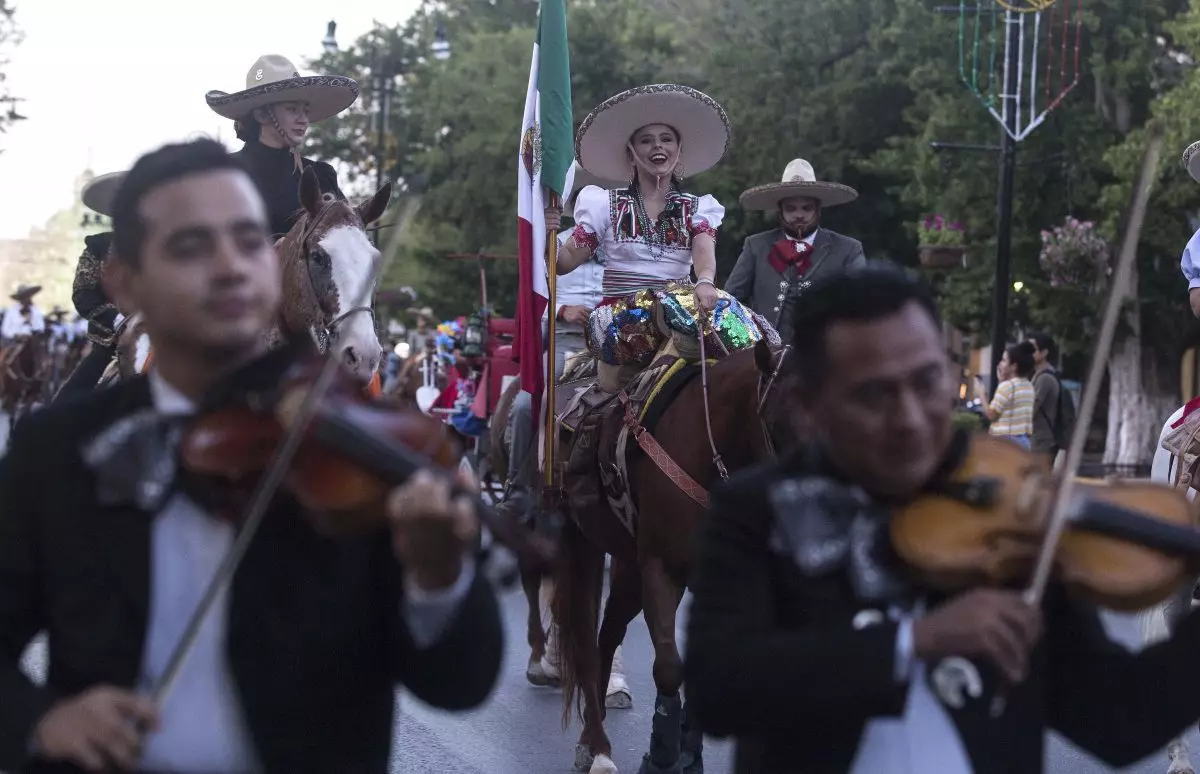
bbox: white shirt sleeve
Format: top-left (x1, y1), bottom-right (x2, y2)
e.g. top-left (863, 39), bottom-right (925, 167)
top-left (401, 557), bottom-right (477, 649)
top-left (1183, 227), bottom-right (1200, 290)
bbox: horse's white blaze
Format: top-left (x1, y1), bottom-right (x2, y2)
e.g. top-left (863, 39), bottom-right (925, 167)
top-left (134, 333), bottom-right (151, 374)
top-left (319, 225), bottom-right (383, 382)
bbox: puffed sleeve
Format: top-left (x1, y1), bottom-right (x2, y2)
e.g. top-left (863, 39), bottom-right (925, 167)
top-left (1182, 227), bottom-right (1200, 290)
top-left (567, 185), bottom-right (608, 254)
top-left (690, 194), bottom-right (724, 241)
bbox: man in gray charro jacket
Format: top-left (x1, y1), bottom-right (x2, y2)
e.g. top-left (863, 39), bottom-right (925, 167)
top-left (725, 159), bottom-right (865, 341)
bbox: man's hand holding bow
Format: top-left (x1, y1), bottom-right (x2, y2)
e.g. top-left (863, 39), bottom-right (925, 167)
top-left (387, 467), bottom-right (480, 591)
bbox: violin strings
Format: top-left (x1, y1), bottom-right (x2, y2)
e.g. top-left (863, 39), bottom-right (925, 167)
top-left (148, 194), bottom-right (422, 708)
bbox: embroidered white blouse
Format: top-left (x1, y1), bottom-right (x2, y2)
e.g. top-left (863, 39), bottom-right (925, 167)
top-left (569, 185), bottom-right (724, 298)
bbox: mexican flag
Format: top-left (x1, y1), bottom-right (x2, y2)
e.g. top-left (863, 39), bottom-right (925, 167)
top-left (516, 0), bottom-right (572, 441)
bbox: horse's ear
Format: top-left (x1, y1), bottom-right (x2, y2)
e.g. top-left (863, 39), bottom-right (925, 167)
top-left (300, 165), bottom-right (322, 215)
top-left (754, 338), bottom-right (775, 376)
top-left (357, 182), bottom-right (392, 226)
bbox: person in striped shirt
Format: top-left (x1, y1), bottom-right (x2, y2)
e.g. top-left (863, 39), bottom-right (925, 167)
top-left (977, 341), bottom-right (1037, 448)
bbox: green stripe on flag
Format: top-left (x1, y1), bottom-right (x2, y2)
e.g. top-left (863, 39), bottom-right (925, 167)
top-left (537, 0), bottom-right (572, 196)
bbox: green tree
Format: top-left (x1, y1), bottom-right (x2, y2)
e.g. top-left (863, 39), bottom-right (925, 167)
top-left (0, 0), bottom-right (25, 146)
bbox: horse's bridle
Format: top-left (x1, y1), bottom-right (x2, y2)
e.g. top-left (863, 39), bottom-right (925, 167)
top-left (293, 197), bottom-right (374, 350)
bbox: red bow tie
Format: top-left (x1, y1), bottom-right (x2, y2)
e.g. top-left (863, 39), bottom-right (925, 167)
top-left (767, 239), bottom-right (814, 275)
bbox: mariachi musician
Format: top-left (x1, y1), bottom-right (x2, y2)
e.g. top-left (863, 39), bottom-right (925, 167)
top-left (726, 158), bottom-right (865, 342)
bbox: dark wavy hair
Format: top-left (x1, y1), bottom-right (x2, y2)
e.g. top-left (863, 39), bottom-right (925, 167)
top-left (788, 262), bottom-right (941, 391)
top-left (1005, 341), bottom-right (1036, 379)
top-left (111, 138), bottom-right (249, 266)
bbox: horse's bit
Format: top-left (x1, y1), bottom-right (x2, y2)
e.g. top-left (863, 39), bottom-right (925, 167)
top-left (294, 197), bottom-right (374, 350)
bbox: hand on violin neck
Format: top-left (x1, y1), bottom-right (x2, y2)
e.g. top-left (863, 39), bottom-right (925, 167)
top-left (912, 589), bottom-right (1043, 684)
top-left (387, 467), bottom-right (480, 591)
top-left (32, 686), bottom-right (159, 771)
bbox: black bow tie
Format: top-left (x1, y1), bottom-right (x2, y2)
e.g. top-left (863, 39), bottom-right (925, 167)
top-left (80, 409), bottom-right (188, 512)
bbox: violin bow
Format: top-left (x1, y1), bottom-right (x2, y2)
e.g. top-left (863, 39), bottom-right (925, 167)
top-left (146, 193), bottom-right (422, 710)
top-left (1022, 122), bottom-right (1165, 610)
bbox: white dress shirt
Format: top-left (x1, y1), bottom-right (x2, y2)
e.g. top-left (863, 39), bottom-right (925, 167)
top-left (1, 305), bottom-right (45, 339)
top-left (1183, 227), bottom-right (1200, 290)
top-left (136, 371), bottom-right (476, 773)
top-left (551, 230), bottom-right (605, 337)
top-left (849, 604), bottom-right (973, 774)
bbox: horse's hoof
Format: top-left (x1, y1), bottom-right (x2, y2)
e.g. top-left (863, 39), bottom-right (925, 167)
top-left (526, 658), bottom-right (562, 688)
top-left (605, 687), bottom-right (632, 709)
top-left (681, 752), bottom-right (703, 774)
top-left (637, 753), bottom-right (682, 774)
top-left (574, 743), bottom-right (596, 772)
top-left (589, 754), bottom-right (618, 774)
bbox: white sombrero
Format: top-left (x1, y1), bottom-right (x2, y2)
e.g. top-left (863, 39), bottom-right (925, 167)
top-left (81, 171), bottom-right (127, 217)
top-left (739, 159), bottom-right (859, 210)
top-left (575, 84), bottom-right (730, 182)
top-left (206, 55), bottom-right (359, 123)
top-left (1183, 140), bottom-right (1200, 183)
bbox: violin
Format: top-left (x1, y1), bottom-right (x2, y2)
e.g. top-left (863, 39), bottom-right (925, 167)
top-left (890, 433), bottom-right (1200, 612)
top-left (892, 122), bottom-right (1174, 654)
top-left (176, 352), bottom-right (556, 574)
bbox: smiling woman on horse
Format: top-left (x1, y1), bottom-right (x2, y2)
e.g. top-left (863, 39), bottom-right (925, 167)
top-left (206, 54), bottom-right (358, 239)
top-left (552, 84), bottom-right (776, 393)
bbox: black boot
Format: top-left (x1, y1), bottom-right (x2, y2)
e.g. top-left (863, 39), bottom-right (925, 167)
top-left (680, 701), bottom-right (704, 774)
top-left (639, 692), bottom-right (683, 774)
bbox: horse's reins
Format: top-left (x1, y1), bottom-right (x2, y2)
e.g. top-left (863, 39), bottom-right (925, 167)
top-left (695, 306), bottom-right (729, 481)
top-left (755, 344), bottom-right (791, 458)
top-left (294, 198), bottom-right (374, 348)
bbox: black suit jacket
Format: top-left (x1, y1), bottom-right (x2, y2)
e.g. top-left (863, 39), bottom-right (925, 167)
top-left (683, 449), bottom-right (1200, 774)
top-left (0, 376), bottom-right (503, 773)
top-left (724, 227), bottom-right (865, 341)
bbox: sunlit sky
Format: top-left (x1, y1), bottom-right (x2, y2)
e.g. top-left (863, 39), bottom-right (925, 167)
top-left (0, 0), bottom-right (421, 238)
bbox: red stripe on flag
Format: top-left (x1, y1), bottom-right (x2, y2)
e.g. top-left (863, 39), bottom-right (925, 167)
top-left (516, 217), bottom-right (548, 428)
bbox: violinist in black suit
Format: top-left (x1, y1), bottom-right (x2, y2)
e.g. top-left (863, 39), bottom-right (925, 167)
top-left (0, 138), bottom-right (502, 773)
top-left (685, 263), bottom-right (1200, 774)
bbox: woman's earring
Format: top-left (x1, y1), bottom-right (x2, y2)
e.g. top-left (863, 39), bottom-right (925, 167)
top-left (675, 161), bottom-right (686, 181)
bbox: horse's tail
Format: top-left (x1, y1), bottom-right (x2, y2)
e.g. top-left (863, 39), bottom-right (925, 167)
top-left (552, 515), bottom-right (605, 730)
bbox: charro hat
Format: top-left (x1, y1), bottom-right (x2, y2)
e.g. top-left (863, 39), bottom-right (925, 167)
top-left (10, 284), bottom-right (40, 302)
top-left (205, 55), bottom-right (359, 122)
top-left (1183, 140), bottom-right (1200, 183)
top-left (81, 171), bottom-right (127, 217)
top-left (739, 159), bottom-right (858, 210)
top-left (575, 84), bottom-right (730, 182)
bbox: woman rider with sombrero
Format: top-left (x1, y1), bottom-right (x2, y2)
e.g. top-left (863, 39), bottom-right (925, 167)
top-left (58, 171), bottom-right (127, 397)
top-left (206, 54), bottom-right (359, 238)
top-left (552, 84), bottom-right (776, 392)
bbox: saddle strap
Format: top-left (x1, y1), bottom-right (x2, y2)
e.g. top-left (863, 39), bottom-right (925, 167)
top-left (619, 392), bottom-right (710, 508)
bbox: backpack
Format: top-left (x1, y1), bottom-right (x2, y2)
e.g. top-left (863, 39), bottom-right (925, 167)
top-left (1036, 370), bottom-right (1077, 451)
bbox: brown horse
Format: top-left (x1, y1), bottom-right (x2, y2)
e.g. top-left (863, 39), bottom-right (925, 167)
top-left (85, 167), bottom-right (391, 389)
top-left (553, 340), bottom-right (790, 774)
top-left (1, 332), bottom-right (50, 430)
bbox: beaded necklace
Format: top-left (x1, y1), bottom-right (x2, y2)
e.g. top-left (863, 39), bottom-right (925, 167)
top-left (632, 182), bottom-right (677, 261)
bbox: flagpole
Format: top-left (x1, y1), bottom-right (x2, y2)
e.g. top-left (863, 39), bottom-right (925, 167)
top-left (543, 189), bottom-right (561, 487)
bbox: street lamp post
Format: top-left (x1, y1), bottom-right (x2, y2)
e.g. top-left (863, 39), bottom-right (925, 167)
top-left (322, 21), bottom-right (338, 54)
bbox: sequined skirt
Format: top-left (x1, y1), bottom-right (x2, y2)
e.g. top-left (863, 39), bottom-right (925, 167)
top-left (584, 281), bottom-right (779, 366)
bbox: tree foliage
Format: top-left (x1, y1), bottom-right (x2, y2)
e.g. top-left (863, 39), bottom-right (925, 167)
top-left (306, 0), bottom-right (1200, 405)
top-left (0, 0), bottom-right (25, 146)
